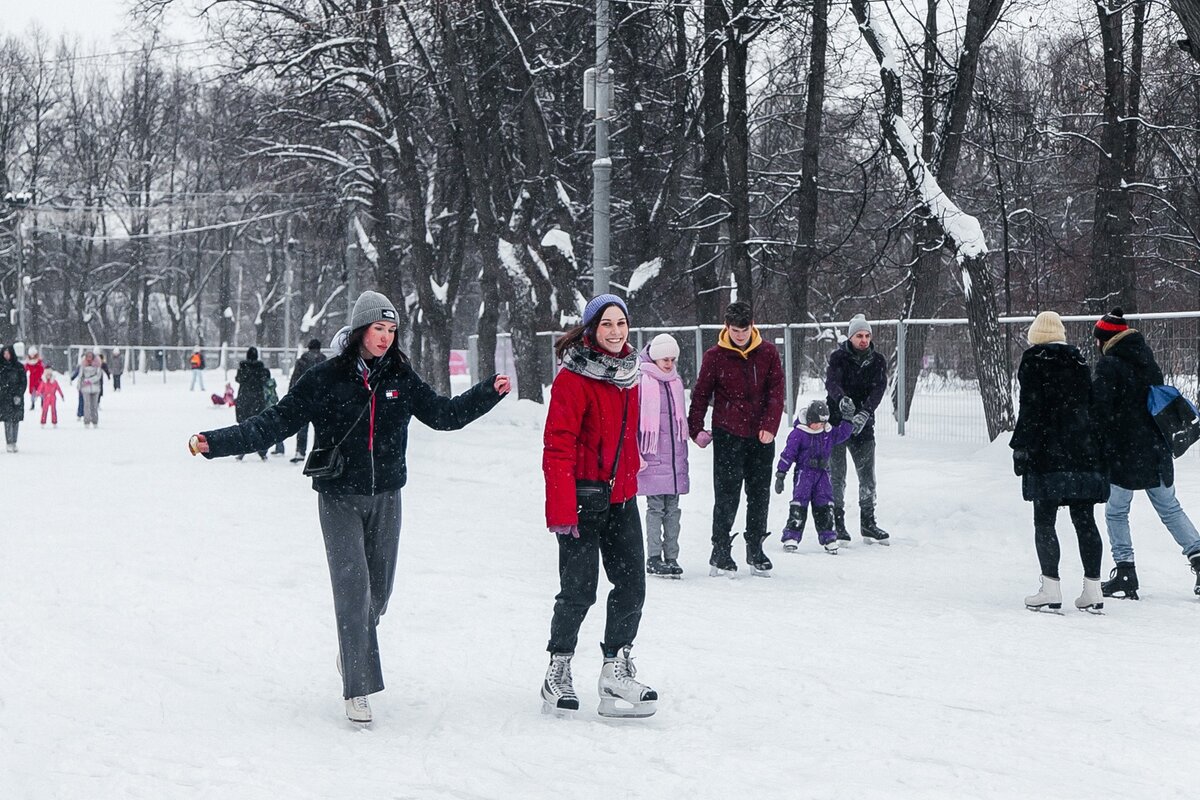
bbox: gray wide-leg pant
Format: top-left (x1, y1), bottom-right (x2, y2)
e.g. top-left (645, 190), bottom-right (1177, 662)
top-left (318, 490), bottom-right (402, 699)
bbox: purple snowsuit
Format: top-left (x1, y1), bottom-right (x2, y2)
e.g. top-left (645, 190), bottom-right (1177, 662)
top-left (777, 421), bottom-right (853, 542)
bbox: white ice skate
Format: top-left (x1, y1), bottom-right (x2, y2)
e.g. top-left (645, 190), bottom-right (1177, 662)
top-left (1075, 578), bottom-right (1105, 615)
top-left (541, 652), bottom-right (579, 718)
top-left (597, 646), bottom-right (657, 719)
top-left (782, 540), bottom-right (799, 553)
top-left (823, 540), bottom-right (839, 555)
top-left (1024, 576), bottom-right (1063, 614)
top-left (345, 695), bottom-right (372, 725)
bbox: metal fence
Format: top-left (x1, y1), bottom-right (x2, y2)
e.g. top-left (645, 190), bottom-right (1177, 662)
top-left (469, 311), bottom-right (1200, 445)
top-left (28, 344), bottom-right (311, 383)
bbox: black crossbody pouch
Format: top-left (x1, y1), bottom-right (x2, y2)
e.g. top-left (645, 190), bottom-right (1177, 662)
top-left (303, 379), bottom-right (379, 480)
top-left (575, 394), bottom-right (629, 515)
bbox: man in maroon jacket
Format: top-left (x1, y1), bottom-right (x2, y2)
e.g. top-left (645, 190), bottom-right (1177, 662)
top-left (688, 301), bottom-right (786, 577)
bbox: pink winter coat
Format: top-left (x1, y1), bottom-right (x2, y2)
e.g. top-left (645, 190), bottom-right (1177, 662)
top-left (636, 348), bottom-right (690, 497)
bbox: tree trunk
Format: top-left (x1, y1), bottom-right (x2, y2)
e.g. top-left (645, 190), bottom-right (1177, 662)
top-left (693, 0), bottom-right (729, 323)
top-left (725, 0), bottom-right (752, 304)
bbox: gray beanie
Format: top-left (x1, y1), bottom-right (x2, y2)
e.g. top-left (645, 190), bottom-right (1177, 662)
top-left (847, 314), bottom-right (871, 338)
top-left (350, 290), bottom-right (398, 331)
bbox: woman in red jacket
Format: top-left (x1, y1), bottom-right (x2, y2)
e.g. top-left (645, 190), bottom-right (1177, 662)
top-left (540, 293), bottom-right (658, 720)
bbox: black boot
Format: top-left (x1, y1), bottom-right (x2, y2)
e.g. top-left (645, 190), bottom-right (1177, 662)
top-left (744, 530), bottom-right (773, 576)
top-left (834, 507), bottom-right (851, 542)
top-left (1190, 554), bottom-right (1200, 597)
top-left (709, 536), bottom-right (737, 577)
top-left (1101, 562), bottom-right (1139, 600)
top-left (860, 509), bottom-right (891, 545)
top-left (646, 556), bottom-right (672, 577)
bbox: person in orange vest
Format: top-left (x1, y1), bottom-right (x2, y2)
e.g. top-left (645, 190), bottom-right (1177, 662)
top-left (189, 347), bottom-right (206, 391)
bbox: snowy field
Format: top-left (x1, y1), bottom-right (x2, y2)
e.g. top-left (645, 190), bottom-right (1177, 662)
top-left (3, 369), bottom-right (1198, 799)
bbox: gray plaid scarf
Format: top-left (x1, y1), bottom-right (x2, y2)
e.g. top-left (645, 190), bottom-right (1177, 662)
top-left (561, 343), bottom-right (640, 389)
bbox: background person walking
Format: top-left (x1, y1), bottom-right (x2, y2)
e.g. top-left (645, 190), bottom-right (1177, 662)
top-left (288, 339), bottom-right (326, 463)
top-left (1011, 312), bottom-right (1108, 614)
top-left (826, 314), bottom-right (891, 545)
top-left (1, 344), bottom-right (25, 452)
top-left (687, 301), bottom-right (785, 577)
top-left (1090, 309), bottom-right (1200, 599)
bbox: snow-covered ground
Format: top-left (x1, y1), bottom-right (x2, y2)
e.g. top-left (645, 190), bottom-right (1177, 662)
top-left (3, 370), bottom-right (1197, 799)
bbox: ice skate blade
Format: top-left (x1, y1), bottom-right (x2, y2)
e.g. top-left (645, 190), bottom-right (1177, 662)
top-left (782, 544), bottom-right (798, 553)
top-left (541, 701), bottom-right (577, 719)
top-left (750, 567), bottom-right (773, 577)
top-left (597, 697), bottom-right (657, 719)
top-left (1025, 603), bottom-right (1063, 615)
top-left (1076, 604), bottom-right (1105, 615)
top-left (650, 573), bottom-right (682, 580)
top-left (709, 566), bottom-right (737, 579)
top-left (863, 537), bottom-right (891, 546)
top-left (1103, 590), bottom-right (1139, 600)
top-left (824, 547), bottom-right (839, 555)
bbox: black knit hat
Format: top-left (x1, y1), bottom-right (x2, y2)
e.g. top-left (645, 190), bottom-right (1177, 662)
top-left (805, 400), bottom-right (830, 426)
top-left (1093, 308), bottom-right (1129, 344)
top-left (307, 338), bottom-right (322, 351)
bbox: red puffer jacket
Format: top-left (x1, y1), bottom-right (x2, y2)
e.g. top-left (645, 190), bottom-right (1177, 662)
top-left (543, 359), bottom-right (641, 527)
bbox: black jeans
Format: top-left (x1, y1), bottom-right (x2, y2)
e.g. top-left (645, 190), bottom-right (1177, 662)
top-left (831, 436), bottom-right (877, 513)
top-left (296, 423), bottom-right (310, 456)
top-left (711, 429), bottom-right (775, 545)
top-left (1033, 500), bottom-right (1103, 580)
top-left (547, 499), bottom-right (645, 656)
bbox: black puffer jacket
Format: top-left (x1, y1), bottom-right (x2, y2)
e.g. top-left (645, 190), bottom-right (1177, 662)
top-left (202, 351), bottom-right (503, 495)
top-left (0, 346), bottom-right (25, 423)
top-left (1010, 343), bottom-right (1108, 503)
top-left (289, 349), bottom-right (326, 389)
top-left (1092, 330), bottom-right (1173, 490)
top-left (825, 341), bottom-right (888, 441)
top-left (234, 359), bottom-right (272, 422)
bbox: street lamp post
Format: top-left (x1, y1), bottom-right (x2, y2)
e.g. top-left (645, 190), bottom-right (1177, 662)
top-left (592, 0), bottom-right (612, 296)
top-left (4, 191), bottom-right (32, 343)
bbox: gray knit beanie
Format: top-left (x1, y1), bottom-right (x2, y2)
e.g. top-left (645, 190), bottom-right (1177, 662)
top-left (350, 290), bottom-right (398, 331)
top-left (847, 314), bottom-right (871, 338)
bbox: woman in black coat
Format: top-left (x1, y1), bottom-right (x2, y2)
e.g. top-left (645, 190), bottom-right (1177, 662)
top-left (1010, 312), bottom-right (1108, 614)
top-left (0, 344), bottom-right (25, 452)
top-left (189, 291), bottom-right (510, 725)
top-left (234, 347), bottom-right (271, 461)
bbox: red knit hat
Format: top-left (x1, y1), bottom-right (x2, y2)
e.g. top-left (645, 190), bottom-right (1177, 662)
top-left (1093, 308), bottom-right (1128, 344)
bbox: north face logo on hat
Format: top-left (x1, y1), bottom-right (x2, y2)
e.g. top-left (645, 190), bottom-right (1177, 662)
top-left (381, 309), bottom-right (396, 320)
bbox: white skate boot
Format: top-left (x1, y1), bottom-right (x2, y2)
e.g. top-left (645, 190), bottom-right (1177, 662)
top-left (1024, 576), bottom-right (1062, 613)
top-left (345, 695), bottom-right (372, 724)
top-left (541, 652), bottom-right (579, 718)
top-left (1075, 577), bottom-right (1104, 614)
top-left (597, 645), bottom-right (657, 719)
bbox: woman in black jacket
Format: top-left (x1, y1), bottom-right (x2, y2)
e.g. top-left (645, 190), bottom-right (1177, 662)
top-left (234, 347), bottom-right (271, 461)
top-left (1010, 311), bottom-right (1108, 614)
top-left (189, 291), bottom-right (510, 724)
top-left (0, 344), bottom-right (25, 452)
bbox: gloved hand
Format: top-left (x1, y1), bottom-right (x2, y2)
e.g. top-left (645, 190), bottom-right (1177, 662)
top-left (1013, 450), bottom-right (1030, 476)
top-left (774, 472), bottom-right (786, 495)
top-left (694, 430), bottom-right (713, 448)
top-left (549, 525), bottom-right (580, 539)
top-left (838, 396), bottom-right (857, 418)
top-left (851, 411), bottom-right (870, 436)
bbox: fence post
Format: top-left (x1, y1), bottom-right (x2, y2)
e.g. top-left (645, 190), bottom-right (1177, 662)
top-left (783, 325), bottom-right (794, 421)
top-left (896, 320), bottom-right (907, 436)
top-left (694, 327), bottom-right (704, 376)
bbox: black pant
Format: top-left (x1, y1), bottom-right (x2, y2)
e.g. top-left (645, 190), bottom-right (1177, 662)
top-left (318, 490), bottom-right (403, 699)
top-left (4, 420), bottom-right (17, 445)
top-left (296, 423), bottom-right (310, 456)
top-left (113, 374), bottom-right (121, 390)
top-left (711, 429), bottom-right (775, 545)
top-left (1033, 500), bottom-right (1103, 580)
top-left (831, 436), bottom-right (877, 513)
top-left (547, 499), bottom-right (645, 656)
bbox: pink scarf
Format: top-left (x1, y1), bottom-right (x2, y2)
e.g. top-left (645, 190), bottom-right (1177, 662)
top-left (638, 361), bottom-right (687, 454)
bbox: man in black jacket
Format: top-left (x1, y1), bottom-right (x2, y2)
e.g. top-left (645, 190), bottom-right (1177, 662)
top-left (288, 339), bottom-right (326, 463)
top-left (1092, 308), bottom-right (1200, 599)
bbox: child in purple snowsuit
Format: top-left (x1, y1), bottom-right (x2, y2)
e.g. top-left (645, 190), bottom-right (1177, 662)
top-left (774, 400), bottom-right (853, 554)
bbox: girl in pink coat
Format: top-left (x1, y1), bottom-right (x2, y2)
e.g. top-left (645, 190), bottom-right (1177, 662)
top-left (38, 369), bottom-right (65, 426)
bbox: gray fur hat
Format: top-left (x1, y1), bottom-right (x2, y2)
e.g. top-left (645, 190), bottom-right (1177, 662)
top-left (350, 290), bottom-right (398, 331)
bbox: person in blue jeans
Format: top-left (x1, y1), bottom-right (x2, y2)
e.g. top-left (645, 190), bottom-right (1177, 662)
top-left (1091, 308), bottom-right (1200, 599)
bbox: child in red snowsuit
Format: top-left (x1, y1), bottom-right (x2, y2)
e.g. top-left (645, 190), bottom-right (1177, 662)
top-left (38, 370), bottom-right (65, 425)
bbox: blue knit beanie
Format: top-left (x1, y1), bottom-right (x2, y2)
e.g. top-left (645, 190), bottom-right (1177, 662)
top-left (582, 293), bottom-right (629, 330)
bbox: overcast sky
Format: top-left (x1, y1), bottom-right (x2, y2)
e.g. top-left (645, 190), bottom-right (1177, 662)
top-left (0, 0), bottom-right (202, 44)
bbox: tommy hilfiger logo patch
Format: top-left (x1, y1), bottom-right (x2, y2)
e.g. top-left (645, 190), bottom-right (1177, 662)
top-left (384, 389), bottom-right (400, 400)
top-left (381, 309), bottom-right (397, 320)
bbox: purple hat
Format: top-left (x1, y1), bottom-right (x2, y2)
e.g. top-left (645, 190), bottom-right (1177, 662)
top-left (582, 293), bottom-right (629, 329)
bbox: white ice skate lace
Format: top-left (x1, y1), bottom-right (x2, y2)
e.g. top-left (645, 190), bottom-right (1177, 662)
top-left (613, 648), bottom-right (638, 682)
top-left (548, 656), bottom-right (576, 697)
top-left (349, 696), bottom-right (370, 713)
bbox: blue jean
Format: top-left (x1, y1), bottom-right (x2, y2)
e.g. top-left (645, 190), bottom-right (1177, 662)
top-left (190, 369), bottom-right (205, 391)
top-left (1105, 482), bottom-right (1200, 563)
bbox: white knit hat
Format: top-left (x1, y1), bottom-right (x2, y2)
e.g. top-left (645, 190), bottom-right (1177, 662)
top-left (350, 290), bottom-right (398, 331)
top-left (1027, 311), bottom-right (1066, 345)
top-left (648, 333), bottom-right (680, 360)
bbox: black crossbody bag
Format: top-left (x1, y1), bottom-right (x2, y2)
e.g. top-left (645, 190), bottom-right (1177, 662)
top-left (575, 393), bottom-right (630, 514)
top-left (303, 380), bottom-right (380, 480)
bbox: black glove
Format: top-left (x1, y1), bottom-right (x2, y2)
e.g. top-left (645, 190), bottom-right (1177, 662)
top-left (774, 472), bottom-right (786, 495)
top-left (851, 411), bottom-right (870, 436)
top-left (1013, 449), bottom-right (1031, 476)
top-left (838, 396), bottom-right (857, 418)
